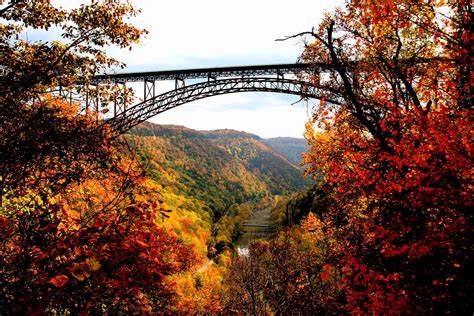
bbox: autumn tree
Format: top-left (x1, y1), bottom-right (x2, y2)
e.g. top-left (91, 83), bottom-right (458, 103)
top-left (0, 1), bottom-right (196, 313)
top-left (223, 224), bottom-right (343, 315)
top-left (288, 0), bottom-right (473, 313)
top-left (0, 0), bottom-right (143, 200)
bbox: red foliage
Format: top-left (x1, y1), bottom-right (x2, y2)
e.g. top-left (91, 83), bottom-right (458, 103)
top-left (0, 1), bottom-right (198, 314)
top-left (0, 98), bottom-right (196, 314)
top-left (302, 0), bottom-right (473, 313)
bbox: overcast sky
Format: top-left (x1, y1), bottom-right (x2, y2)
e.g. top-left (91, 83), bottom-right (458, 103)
top-left (47, 0), bottom-right (342, 138)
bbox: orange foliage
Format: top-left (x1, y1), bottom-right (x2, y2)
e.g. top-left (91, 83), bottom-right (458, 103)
top-left (0, 98), bottom-right (197, 313)
top-left (301, 0), bottom-right (473, 313)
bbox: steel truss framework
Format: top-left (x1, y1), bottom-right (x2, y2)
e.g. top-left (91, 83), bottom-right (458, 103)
top-left (56, 63), bottom-right (335, 135)
top-left (106, 77), bottom-right (326, 134)
top-left (57, 59), bottom-right (445, 135)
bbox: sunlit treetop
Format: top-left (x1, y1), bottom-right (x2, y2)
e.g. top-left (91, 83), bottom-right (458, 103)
top-left (0, 0), bottom-right (146, 106)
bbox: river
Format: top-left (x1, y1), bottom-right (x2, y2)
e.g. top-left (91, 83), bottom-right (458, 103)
top-left (234, 207), bottom-right (274, 256)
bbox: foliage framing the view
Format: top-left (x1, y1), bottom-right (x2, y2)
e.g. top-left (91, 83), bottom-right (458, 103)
top-left (0, 1), bottom-right (198, 313)
top-left (0, 0), bottom-right (472, 314)
top-left (224, 0), bottom-right (472, 314)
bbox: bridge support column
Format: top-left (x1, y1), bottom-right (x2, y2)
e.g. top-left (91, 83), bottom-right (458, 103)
top-left (84, 85), bottom-right (97, 117)
top-left (113, 81), bottom-right (126, 117)
top-left (175, 77), bottom-right (185, 89)
top-left (144, 79), bottom-right (155, 101)
top-left (277, 71), bottom-right (284, 81)
top-left (84, 83), bottom-right (100, 121)
top-left (207, 74), bottom-right (216, 82)
top-left (93, 84), bottom-right (100, 122)
top-left (85, 88), bottom-right (90, 114)
top-left (58, 85), bottom-right (74, 107)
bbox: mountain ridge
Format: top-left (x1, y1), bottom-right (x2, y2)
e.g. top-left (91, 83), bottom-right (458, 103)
top-left (127, 122), bottom-right (309, 209)
top-left (130, 122), bottom-right (308, 165)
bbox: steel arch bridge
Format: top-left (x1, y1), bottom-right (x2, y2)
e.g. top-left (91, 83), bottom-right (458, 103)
top-left (63, 63), bottom-right (335, 135)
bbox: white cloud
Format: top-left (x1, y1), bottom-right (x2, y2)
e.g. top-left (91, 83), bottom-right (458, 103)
top-left (120, 0), bottom-right (341, 137)
top-left (109, 0), bottom-right (341, 69)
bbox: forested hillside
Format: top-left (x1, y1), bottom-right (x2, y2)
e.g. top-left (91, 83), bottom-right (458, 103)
top-left (116, 122), bottom-right (311, 310)
top-left (263, 137), bottom-right (309, 165)
top-left (130, 122), bottom-right (308, 201)
top-left (202, 129), bottom-right (308, 194)
top-left (129, 123), bottom-right (264, 218)
top-left (127, 122), bottom-right (309, 253)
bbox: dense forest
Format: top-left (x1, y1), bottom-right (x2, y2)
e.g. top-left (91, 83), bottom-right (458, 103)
top-left (128, 122), bottom-right (308, 253)
top-left (262, 137), bottom-right (309, 165)
top-left (0, 0), bottom-right (472, 314)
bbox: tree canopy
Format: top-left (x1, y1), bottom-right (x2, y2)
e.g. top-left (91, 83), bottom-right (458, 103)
top-left (0, 1), bottom-right (197, 313)
top-left (299, 0), bottom-right (473, 313)
top-left (225, 0), bottom-right (472, 313)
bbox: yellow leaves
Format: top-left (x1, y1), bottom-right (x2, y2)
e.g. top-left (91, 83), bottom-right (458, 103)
top-left (33, 194), bottom-right (44, 206)
top-left (301, 212), bottom-right (329, 245)
top-left (161, 202), bottom-right (171, 212)
top-left (301, 212), bottom-right (323, 233)
top-left (172, 261), bottom-right (225, 314)
top-left (87, 258), bottom-right (102, 271)
top-left (51, 40), bottom-right (67, 50)
top-left (70, 258), bottom-right (102, 281)
top-left (67, 208), bottom-right (82, 221)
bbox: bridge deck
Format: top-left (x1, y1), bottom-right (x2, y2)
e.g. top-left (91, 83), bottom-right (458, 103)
top-left (93, 63), bottom-right (319, 83)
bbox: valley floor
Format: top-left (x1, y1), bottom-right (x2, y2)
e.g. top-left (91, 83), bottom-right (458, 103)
top-left (235, 207), bottom-right (275, 255)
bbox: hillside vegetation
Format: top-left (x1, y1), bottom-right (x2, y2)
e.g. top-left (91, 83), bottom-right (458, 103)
top-left (202, 130), bottom-right (308, 194)
top-left (130, 122), bottom-right (308, 209)
top-left (127, 122), bottom-right (309, 252)
top-left (263, 137), bottom-right (309, 165)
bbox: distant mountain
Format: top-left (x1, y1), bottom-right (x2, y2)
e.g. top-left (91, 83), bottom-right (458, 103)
top-left (202, 129), bottom-right (261, 140)
top-left (262, 137), bottom-right (309, 165)
top-left (127, 122), bottom-right (308, 219)
top-left (202, 130), bottom-right (307, 195)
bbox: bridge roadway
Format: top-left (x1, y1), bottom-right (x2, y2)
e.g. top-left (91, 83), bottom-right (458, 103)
top-left (93, 63), bottom-right (318, 83)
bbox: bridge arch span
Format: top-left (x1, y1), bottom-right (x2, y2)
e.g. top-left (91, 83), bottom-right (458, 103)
top-left (106, 77), bottom-right (332, 134)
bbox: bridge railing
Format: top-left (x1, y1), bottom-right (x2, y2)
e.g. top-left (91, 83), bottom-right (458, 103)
top-left (92, 63), bottom-right (319, 83)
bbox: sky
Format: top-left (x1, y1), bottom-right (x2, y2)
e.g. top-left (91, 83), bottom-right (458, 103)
top-left (46, 0), bottom-right (343, 138)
